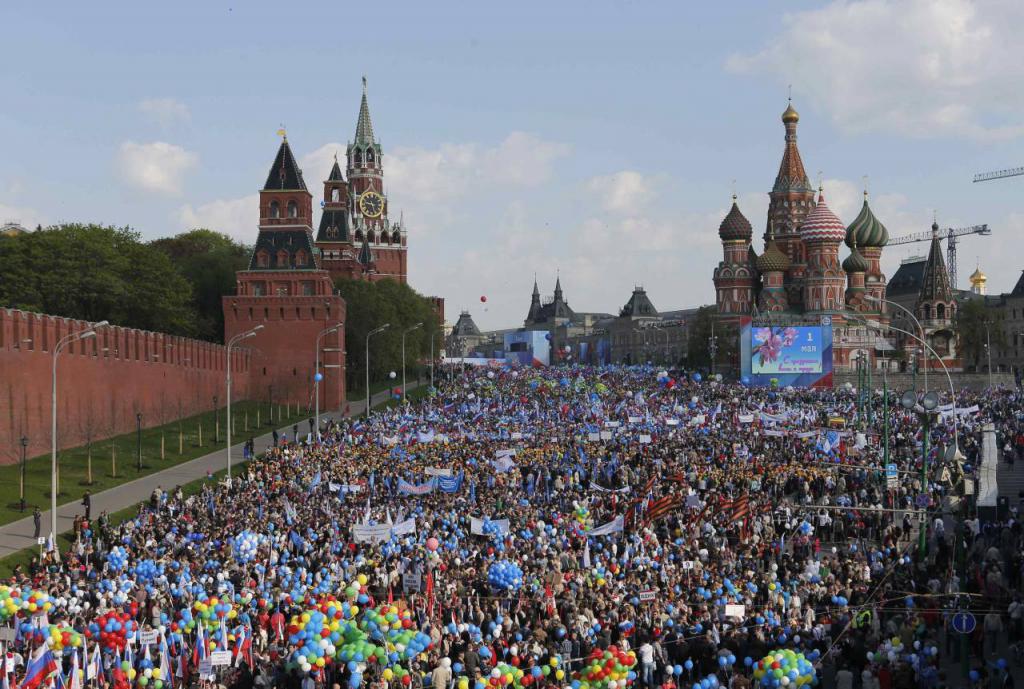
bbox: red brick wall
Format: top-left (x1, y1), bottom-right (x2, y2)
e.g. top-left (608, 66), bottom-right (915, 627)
top-left (0, 309), bottom-right (253, 466)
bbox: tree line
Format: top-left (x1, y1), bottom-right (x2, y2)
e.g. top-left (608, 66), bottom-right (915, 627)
top-left (0, 224), bottom-right (443, 392)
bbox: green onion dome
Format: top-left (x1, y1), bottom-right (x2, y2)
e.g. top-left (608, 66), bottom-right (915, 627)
top-left (845, 193), bottom-right (889, 248)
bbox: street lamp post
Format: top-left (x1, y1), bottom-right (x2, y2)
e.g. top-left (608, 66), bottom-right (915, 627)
top-left (226, 325), bottom-right (263, 483)
top-left (708, 321), bottom-right (718, 377)
top-left (19, 435), bottom-right (28, 512)
top-left (136, 413), bottom-right (142, 471)
top-left (984, 320), bottom-right (993, 387)
top-left (857, 317), bottom-right (962, 456)
top-left (366, 324), bottom-right (391, 417)
top-left (429, 330), bottom-right (439, 390)
top-left (900, 389), bottom-right (940, 557)
top-left (864, 294), bottom-right (927, 391)
top-left (314, 323), bottom-right (344, 432)
top-left (213, 395), bottom-right (219, 443)
top-left (51, 321), bottom-right (108, 553)
top-left (402, 323), bottom-right (423, 402)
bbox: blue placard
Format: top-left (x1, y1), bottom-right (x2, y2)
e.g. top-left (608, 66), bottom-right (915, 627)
top-left (951, 612), bottom-right (976, 634)
top-left (885, 464), bottom-right (898, 479)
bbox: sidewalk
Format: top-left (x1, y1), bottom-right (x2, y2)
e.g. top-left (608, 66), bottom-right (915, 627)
top-left (0, 386), bottom-right (409, 559)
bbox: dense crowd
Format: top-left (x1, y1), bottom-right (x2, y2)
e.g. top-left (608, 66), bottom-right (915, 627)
top-left (3, 365), bottom-right (1024, 689)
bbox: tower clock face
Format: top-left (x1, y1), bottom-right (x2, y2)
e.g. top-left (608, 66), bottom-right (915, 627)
top-left (359, 191), bottom-right (384, 218)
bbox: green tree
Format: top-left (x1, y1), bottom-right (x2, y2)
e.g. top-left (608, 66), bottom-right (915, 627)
top-left (335, 278), bottom-right (441, 394)
top-left (685, 306), bottom-right (738, 374)
top-left (150, 229), bottom-right (251, 342)
top-left (0, 224), bottom-right (195, 335)
top-left (956, 298), bottom-right (1005, 372)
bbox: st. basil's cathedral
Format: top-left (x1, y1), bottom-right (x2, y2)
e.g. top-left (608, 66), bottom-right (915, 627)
top-left (712, 101), bottom-right (959, 374)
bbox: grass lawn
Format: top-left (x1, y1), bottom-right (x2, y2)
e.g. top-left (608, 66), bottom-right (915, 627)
top-left (0, 399), bottom-right (310, 528)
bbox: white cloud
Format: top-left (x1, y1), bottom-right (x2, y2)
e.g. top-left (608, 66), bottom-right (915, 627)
top-left (116, 141), bottom-right (198, 195)
top-left (178, 194), bottom-right (258, 243)
top-left (726, 0), bottom-right (1024, 140)
top-left (586, 171), bottom-right (655, 214)
top-left (138, 98), bottom-right (191, 128)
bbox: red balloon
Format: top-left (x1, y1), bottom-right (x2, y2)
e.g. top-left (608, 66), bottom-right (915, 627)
top-left (480, 296), bottom-right (487, 303)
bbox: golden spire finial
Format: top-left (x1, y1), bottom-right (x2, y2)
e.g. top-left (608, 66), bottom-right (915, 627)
top-left (862, 175), bottom-right (869, 199)
top-left (276, 124), bottom-right (286, 140)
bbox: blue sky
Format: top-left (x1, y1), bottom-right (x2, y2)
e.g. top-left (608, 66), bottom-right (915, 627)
top-left (2, 0), bottom-right (1023, 329)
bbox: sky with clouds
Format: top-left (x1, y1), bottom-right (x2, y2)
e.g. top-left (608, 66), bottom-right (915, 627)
top-left (2, 0), bottom-right (1023, 330)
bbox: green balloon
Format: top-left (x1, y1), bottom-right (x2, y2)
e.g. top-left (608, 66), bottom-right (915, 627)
top-left (139, 677), bottom-right (149, 686)
top-left (155, 681), bottom-right (164, 689)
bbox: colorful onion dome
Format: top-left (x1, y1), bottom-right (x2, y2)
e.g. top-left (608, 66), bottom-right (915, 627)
top-left (718, 196), bottom-right (753, 241)
top-left (845, 193), bottom-right (889, 248)
top-left (800, 191), bottom-right (846, 243)
top-left (842, 243), bottom-right (870, 273)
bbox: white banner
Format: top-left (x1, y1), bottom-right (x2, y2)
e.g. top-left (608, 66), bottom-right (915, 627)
top-left (639, 434), bottom-right (652, 444)
top-left (425, 467), bottom-right (453, 477)
top-left (588, 515), bottom-right (625, 536)
top-left (470, 517), bottom-right (510, 536)
top-left (978, 423), bottom-right (998, 508)
top-left (689, 415), bottom-right (706, 426)
top-left (738, 414), bottom-right (755, 424)
top-left (589, 482), bottom-right (631, 494)
top-left (352, 518), bottom-right (417, 543)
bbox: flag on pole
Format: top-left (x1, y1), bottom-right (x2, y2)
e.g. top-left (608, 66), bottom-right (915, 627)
top-left (19, 646), bottom-right (58, 689)
top-left (68, 650), bottom-right (81, 689)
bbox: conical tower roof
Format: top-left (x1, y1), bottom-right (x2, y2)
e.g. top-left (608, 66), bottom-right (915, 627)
top-left (918, 222), bottom-right (953, 303)
top-left (328, 157), bottom-right (345, 182)
top-left (773, 100), bottom-right (814, 194)
top-left (263, 137), bottom-right (307, 191)
top-left (354, 76), bottom-right (375, 145)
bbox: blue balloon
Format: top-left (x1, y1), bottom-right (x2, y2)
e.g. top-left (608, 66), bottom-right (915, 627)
top-left (684, 660), bottom-right (694, 671)
top-left (314, 372), bottom-right (323, 382)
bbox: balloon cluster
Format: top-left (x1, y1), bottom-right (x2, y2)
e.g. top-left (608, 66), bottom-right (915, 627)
top-left (488, 561), bottom-right (523, 591)
top-left (577, 645), bottom-right (637, 689)
top-left (107, 546), bottom-right (129, 571)
top-left (0, 586), bottom-right (53, 620)
top-left (751, 650), bottom-right (816, 688)
top-left (91, 610), bottom-right (137, 651)
top-left (232, 530), bottom-right (264, 563)
top-left (45, 623), bottom-right (84, 652)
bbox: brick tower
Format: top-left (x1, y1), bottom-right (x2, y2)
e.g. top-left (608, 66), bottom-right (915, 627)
top-left (713, 196), bottom-right (756, 321)
top-left (223, 135), bottom-right (347, 411)
top-left (316, 78), bottom-right (408, 284)
top-left (799, 188), bottom-right (847, 314)
top-left (768, 101), bottom-right (817, 311)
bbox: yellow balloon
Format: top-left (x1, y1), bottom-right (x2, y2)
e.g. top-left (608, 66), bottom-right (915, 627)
top-left (153, 669), bottom-right (162, 680)
top-left (357, 574), bottom-right (368, 586)
top-left (556, 671), bottom-right (565, 680)
top-left (316, 658), bottom-right (326, 668)
top-left (129, 670), bottom-right (137, 680)
top-left (383, 670), bottom-right (394, 681)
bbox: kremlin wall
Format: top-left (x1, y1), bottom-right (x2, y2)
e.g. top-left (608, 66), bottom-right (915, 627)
top-left (0, 308), bottom-right (253, 466)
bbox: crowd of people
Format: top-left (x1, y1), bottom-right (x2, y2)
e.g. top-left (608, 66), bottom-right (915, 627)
top-left (3, 365), bottom-right (1024, 689)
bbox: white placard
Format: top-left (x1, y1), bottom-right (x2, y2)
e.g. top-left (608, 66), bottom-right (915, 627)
top-left (198, 659), bottom-right (213, 677)
top-left (628, 416), bottom-right (642, 424)
top-left (600, 431), bottom-right (613, 441)
top-left (511, 432), bottom-right (523, 440)
top-left (604, 421), bottom-right (621, 428)
top-left (638, 590), bottom-right (656, 602)
top-left (210, 650), bottom-right (233, 667)
top-left (425, 467), bottom-right (453, 477)
top-left (402, 572), bottom-right (423, 593)
top-left (588, 433), bottom-right (600, 442)
top-left (0, 628), bottom-right (14, 642)
top-left (639, 434), bottom-right (652, 444)
top-left (139, 630), bottom-right (159, 645)
top-left (681, 560), bottom-right (695, 570)
top-left (724, 604), bottom-right (746, 619)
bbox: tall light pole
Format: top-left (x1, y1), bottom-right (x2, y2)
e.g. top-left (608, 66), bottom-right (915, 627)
top-left (366, 324), bottom-right (391, 417)
top-left (19, 435), bottom-right (28, 512)
top-left (314, 323), bottom-right (343, 432)
top-left (402, 322), bottom-right (423, 401)
top-left (52, 321), bottom-right (108, 552)
top-left (900, 388), bottom-right (940, 557)
top-left (864, 294), bottom-right (928, 391)
top-left (429, 329), bottom-right (440, 390)
top-left (857, 317), bottom-right (961, 455)
top-left (708, 320), bottom-right (718, 376)
top-left (984, 320), bottom-right (993, 387)
top-left (226, 324), bottom-right (263, 483)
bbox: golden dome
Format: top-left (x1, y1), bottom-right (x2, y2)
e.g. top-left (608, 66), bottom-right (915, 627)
top-left (782, 101), bottom-right (799, 124)
top-left (969, 265), bottom-right (987, 284)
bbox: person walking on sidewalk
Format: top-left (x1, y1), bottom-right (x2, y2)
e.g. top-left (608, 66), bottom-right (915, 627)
top-left (81, 490), bottom-right (91, 521)
top-left (32, 507), bottom-right (41, 539)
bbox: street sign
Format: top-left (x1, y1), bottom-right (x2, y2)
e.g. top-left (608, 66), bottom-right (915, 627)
top-left (951, 612), bottom-right (976, 635)
top-left (886, 463), bottom-right (898, 489)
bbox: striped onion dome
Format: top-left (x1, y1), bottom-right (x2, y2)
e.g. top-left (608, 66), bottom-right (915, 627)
top-left (845, 193), bottom-right (889, 248)
top-left (842, 243), bottom-right (870, 273)
top-left (800, 191), bottom-right (846, 243)
top-left (718, 197), bottom-right (753, 241)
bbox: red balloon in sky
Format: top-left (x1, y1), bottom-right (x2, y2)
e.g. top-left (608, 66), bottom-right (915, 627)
top-left (480, 295), bottom-right (487, 303)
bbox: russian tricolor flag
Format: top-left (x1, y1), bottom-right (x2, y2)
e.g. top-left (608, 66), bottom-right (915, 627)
top-left (19, 646), bottom-right (58, 689)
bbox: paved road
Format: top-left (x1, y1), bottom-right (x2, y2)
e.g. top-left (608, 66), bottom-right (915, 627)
top-left (0, 386), bottom-right (412, 559)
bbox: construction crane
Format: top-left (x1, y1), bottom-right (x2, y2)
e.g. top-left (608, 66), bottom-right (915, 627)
top-left (973, 167), bottom-right (1024, 183)
top-left (887, 224), bottom-right (991, 290)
